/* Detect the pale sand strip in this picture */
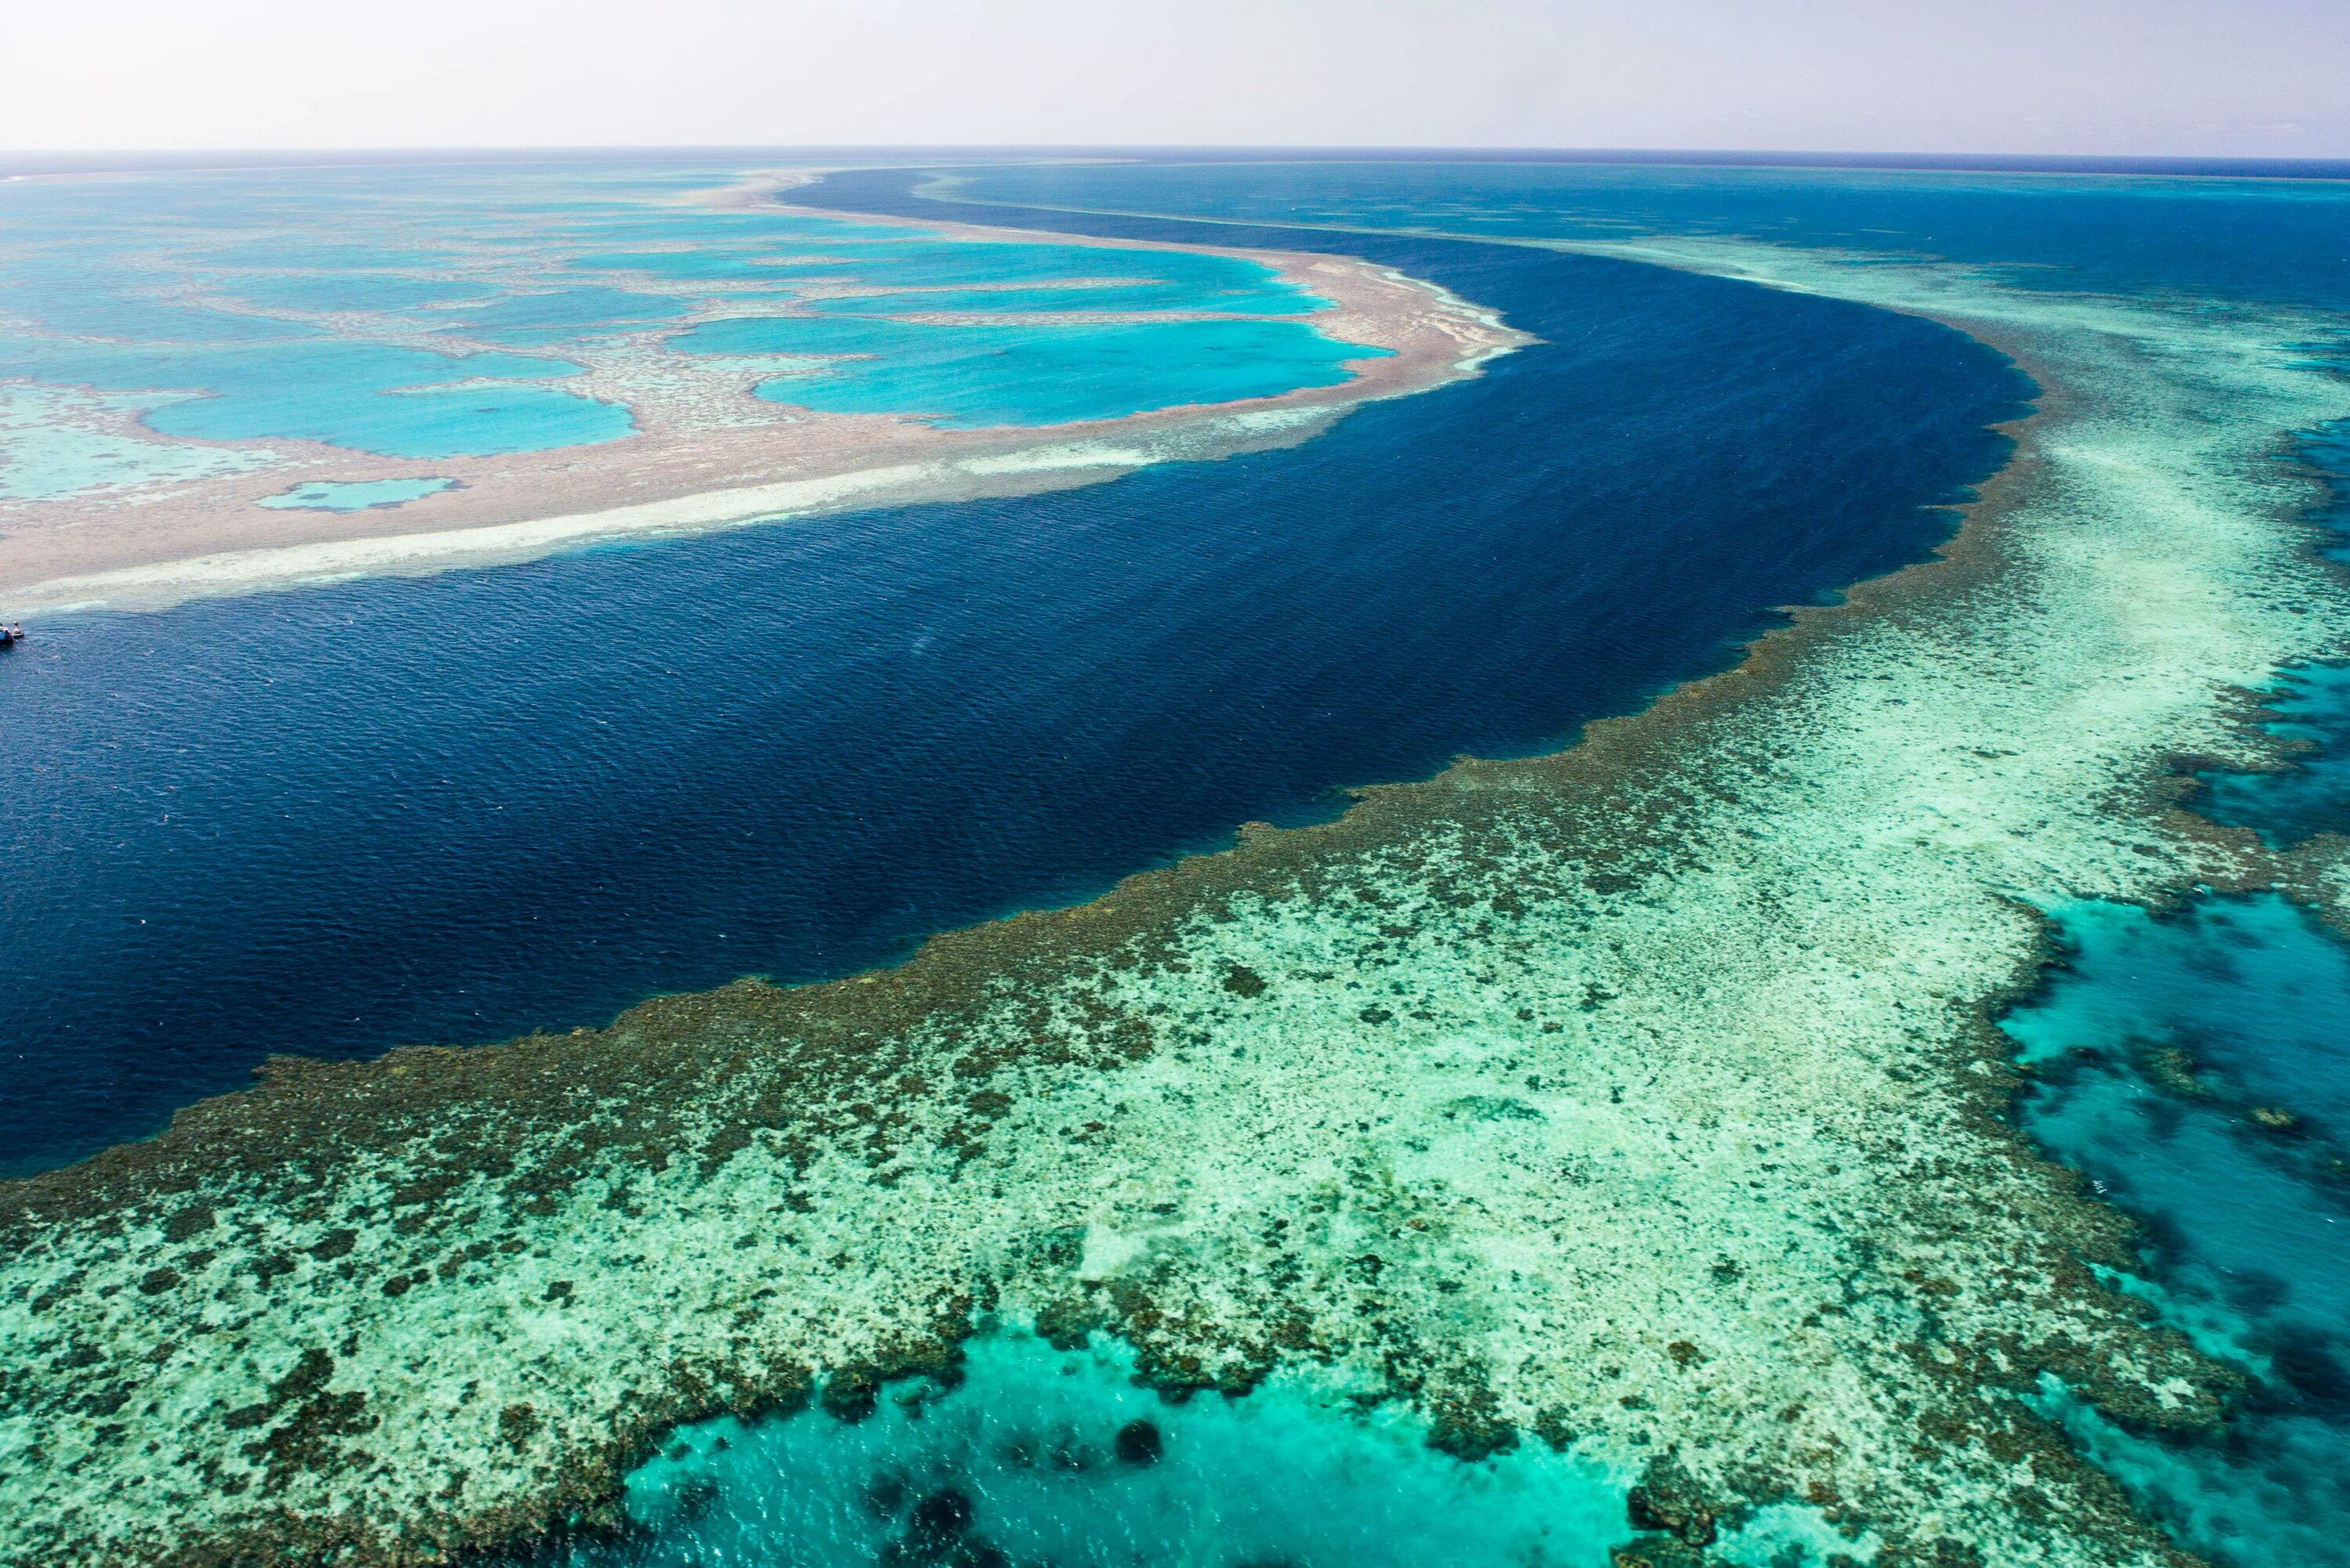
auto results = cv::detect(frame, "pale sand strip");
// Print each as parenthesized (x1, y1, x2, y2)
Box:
(12, 411, 1330, 612)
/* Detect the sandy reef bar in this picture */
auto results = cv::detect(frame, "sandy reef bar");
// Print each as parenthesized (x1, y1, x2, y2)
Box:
(0, 177, 1525, 614)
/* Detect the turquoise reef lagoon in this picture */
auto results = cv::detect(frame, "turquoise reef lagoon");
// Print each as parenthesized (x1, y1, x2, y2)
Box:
(670, 311, 1373, 428)
(0, 163, 1372, 468)
(0, 161, 1480, 617)
(5, 154, 2350, 1568)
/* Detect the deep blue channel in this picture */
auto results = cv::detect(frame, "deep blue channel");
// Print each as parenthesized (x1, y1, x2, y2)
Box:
(0, 170, 2028, 1174)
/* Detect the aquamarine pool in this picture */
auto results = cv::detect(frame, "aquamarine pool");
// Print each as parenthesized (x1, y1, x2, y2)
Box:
(678, 311, 1377, 427)
(0, 163, 1374, 485)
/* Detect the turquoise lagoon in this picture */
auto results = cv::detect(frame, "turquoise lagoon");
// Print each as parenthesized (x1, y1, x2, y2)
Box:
(530, 1331, 1852, 1568)
(674, 313, 1373, 428)
(797, 280, 1329, 316)
(0, 164, 1372, 493)
(0, 334, 625, 461)
(426, 285, 696, 341)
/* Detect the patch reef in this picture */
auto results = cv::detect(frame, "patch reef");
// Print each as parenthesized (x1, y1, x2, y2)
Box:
(0, 188, 1522, 614)
(5, 241, 2349, 1568)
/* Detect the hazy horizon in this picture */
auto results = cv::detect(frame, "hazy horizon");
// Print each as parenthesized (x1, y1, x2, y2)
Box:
(7, 148, 2348, 184)
(5, 0, 2343, 159)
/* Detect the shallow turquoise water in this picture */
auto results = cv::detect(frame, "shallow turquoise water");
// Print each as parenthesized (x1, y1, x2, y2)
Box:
(426, 285, 695, 337)
(212, 269, 506, 316)
(2, 261, 320, 344)
(2002, 894, 2350, 1566)
(800, 280, 1328, 316)
(678, 313, 1375, 428)
(564, 248, 848, 280)
(522, 1330, 1885, 1568)
(549, 1333, 1631, 1568)
(0, 162, 1366, 488)
(0, 335, 624, 459)
(256, 476, 457, 511)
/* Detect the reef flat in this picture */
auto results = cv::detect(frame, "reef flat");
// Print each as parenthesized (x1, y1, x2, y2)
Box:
(7, 226, 2350, 1568)
(0, 172, 1517, 613)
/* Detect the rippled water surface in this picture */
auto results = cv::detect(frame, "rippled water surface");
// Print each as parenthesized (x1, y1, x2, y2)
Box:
(0, 188, 2023, 1172)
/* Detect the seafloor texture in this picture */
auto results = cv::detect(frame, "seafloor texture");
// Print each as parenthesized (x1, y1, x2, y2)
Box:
(539, 1329, 1647, 1568)
(8, 192, 2350, 1568)
(2001, 894, 2350, 1565)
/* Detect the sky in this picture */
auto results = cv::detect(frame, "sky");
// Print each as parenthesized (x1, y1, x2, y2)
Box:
(4, 0, 2345, 157)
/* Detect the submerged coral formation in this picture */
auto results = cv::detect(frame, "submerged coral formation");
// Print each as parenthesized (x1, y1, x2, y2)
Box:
(6, 222, 2350, 1568)
(548, 1330, 1640, 1568)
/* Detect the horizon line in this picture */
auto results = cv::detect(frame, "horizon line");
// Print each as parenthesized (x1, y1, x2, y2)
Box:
(4, 145, 2348, 182)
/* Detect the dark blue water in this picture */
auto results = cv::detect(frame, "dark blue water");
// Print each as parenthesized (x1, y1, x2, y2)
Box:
(937, 159, 2350, 316)
(0, 175, 2026, 1176)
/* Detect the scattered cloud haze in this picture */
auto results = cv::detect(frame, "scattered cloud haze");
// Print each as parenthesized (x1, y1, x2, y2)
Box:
(5, 0, 2345, 156)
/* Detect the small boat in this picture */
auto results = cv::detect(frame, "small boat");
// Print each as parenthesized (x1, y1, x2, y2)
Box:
(0, 624, 20, 649)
